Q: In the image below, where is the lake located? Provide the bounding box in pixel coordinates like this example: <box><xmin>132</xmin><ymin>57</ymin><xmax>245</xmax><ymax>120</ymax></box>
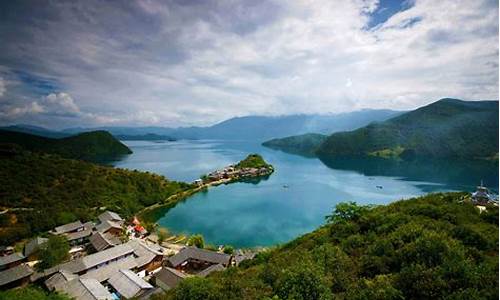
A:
<box><xmin>111</xmin><ymin>140</ymin><xmax>498</xmax><ymax>248</ymax></box>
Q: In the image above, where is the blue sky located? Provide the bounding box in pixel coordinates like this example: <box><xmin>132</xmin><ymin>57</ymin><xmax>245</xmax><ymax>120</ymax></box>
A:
<box><xmin>0</xmin><ymin>0</ymin><xmax>498</xmax><ymax>129</ymax></box>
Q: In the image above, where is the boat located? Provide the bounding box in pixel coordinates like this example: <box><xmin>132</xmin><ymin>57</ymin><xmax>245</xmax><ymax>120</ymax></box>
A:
<box><xmin>376</xmin><ymin>185</ymin><xmax>383</xmax><ymax>189</ymax></box>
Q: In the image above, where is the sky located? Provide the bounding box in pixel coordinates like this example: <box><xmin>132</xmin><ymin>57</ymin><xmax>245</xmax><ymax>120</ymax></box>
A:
<box><xmin>0</xmin><ymin>0</ymin><xmax>498</xmax><ymax>129</ymax></box>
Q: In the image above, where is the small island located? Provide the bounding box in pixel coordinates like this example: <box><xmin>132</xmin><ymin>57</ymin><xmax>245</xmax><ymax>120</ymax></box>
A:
<box><xmin>197</xmin><ymin>154</ymin><xmax>274</xmax><ymax>186</ymax></box>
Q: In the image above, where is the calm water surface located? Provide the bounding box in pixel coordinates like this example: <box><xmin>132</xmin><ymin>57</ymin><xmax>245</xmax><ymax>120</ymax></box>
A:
<box><xmin>111</xmin><ymin>140</ymin><xmax>498</xmax><ymax>248</ymax></box>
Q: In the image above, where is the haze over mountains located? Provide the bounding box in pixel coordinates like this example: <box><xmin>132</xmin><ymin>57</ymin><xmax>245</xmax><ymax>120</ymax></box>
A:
<box><xmin>264</xmin><ymin>99</ymin><xmax>499</xmax><ymax>160</ymax></box>
<box><xmin>2</xmin><ymin>109</ymin><xmax>401</xmax><ymax>142</ymax></box>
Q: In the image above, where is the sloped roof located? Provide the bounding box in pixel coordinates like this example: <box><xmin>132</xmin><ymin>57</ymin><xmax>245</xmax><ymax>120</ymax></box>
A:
<box><xmin>24</xmin><ymin>237</ymin><xmax>49</xmax><ymax>257</ymax></box>
<box><xmin>58</xmin><ymin>278</ymin><xmax>113</xmax><ymax>300</ymax></box>
<box><xmin>96</xmin><ymin>220</ymin><xmax>122</xmax><ymax>233</ymax></box>
<box><xmin>80</xmin><ymin>256</ymin><xmax>137</xmax><ymax>282</ymax></box>
<box><xmin>127</xmin><ymin>239</ymin><xmax>164</xmax><ymax>268</ymax></box>
<box><xmin>98</xmin><ymin>211</ymin><xmax>123</xmax><ymax>224</ymax></box>
<box><xmin>167</xmin><ymin>247</ymin><xmax>231</xmax><ymax>267</ymax></box>
<box><xmin>108</xmin><ymin>269</ymin><xmax>153</xmax><ymax>299</ymax></box>
<box><xmin>89</xmin><ymin>232</ymin><xmax>121</xmax><ymax>252</ymax></box>
<box><xmin>0</xmin><ymin>264</ymin><xmax>33</xmax><ymax>287</ymax></box>
<box><xmin>45</xmin><ymin>270</ymin><xmax>78</xmax><ymax>291</ymax></box>
<box><xmin>65</xmin><ymin>228</ymin><xmax>93</xmax><ymax>241</ymax></box>
<box><xmin>154</xmin><ymin>267</ymin><xmax>189</xmax><ymax>290</ymax></box>
<box><xmin>197</xmin><ymin>263</ymin><xmax>225</xmax><ymax>277</ymax></box>
<box><xmin>54</xmin><ymin>220</ymin><xmax>83</xmax><ymax>234</ymax></box>
<box><xmin>0</xmin><ymin>252</ymin><xmax>25</xmax><ymax>267</ymax></box>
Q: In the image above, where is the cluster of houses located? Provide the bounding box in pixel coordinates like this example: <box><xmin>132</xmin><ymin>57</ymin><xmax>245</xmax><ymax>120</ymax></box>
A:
<box><xmin>471</xmin><ymin>182</ymin><xmax>498</xmax><ymax>212</ymax></box>
<box><xmin>0</xmin><ymin>210</ymin><xmax>255</xmax><ymax>299</ymax></box>
<box><xmin>194</xmin><ymin>165</ymin><xmax>273</xmax><ymax>186</ymax></box>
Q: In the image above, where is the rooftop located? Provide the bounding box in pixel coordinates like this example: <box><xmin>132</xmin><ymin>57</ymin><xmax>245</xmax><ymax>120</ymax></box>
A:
<box><xmin>0</xmin><ymin>252</ymin><xmax>25</xmax><ymax>267</ymax></box>
<box><xmin>24</xmin><ymin>237</ymin><xmax>49</xmax><ymax>257</ymax></box>
<box><xmin>0</xmin><ymin>264</ymin><xmax>34</xmax><ymax>287</ymax></box>
<box><xmin>54</xmin><ymin>220</ymin><xmax>84</xmax><ymax>234</ymax></box>
<box><xmin>108</xmin><ymin>269</ymin><xmax>153</xmax><ymax>299</ymax></box>
<box><xmin>98</xmin><ymin>211</ymin><xmax>123</xmax><ymax>224</ymax></box>
<box><xmin>155</xmin><ymin>267</ymin><xmax>189</xmax><ymax>290</ymax></box>
<box><xmin>58</xmin><ymin>278</ymin><xmax>113</xmax><ymax>300</ymax></box>
<box><xmin>167</xmin><ymin>247</ymin><xmax>231</xmax><ymax>268</ymax></box>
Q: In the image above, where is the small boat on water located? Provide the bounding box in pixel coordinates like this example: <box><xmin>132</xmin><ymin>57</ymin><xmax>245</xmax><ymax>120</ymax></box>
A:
<box><xmin>283</xmin><ymin>184</ymin><xmax>289</xmax><ymax>188</ymax></box>
<box><xmin>472</xmin><ymin>181</ymin><xmax>498</xmax><ymax>206</ymax></box>
<box><xmin>376</xmin><ymin>185</ymin><xmax>383</xmax><ymax>189</ymax></box>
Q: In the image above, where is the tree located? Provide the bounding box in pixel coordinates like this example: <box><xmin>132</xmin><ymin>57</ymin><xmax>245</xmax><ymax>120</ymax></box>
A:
<box><xmin>223</xmin><ymin>245</ymin><xmax>234</xmax><ymax>255</ymax></box>
<box><xmin>172</xmin><ymin>277</ymin><xmax>220</xmax><ymax>300</ymax></box>
<box><xmin>37</xmin><ymin>235</ymin><xmax>70</xmax><ymax>270</ymax></box>
<box><xmin>0</xmin><ymin>286</ymin><xmax>71</xmax><ymax>300</ymax></box>
<box><xmin>187</xmin><ymin>234</ymin><xmax>204</xmax><ymax>248</ymax></box>
<box><xmin>325</xmin><ymin>201</ymin><xmax>369</xmax><ymax>224</ymax></box>
<box><xmin>157</xmin><ymin>228</ymin><xmax>169</xmax><ymax>245</ymax></box>
<box><xmin>275</xmin><ymin>265</ymin><xmax>332</xmax><ymax>300</ymax></box>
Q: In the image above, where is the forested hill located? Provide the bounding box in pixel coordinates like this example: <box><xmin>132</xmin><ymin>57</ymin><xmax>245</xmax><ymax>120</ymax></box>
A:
<box><xmin>263</xmin><ymin>99</ymin><xmax>499</xmax><ymax>160</ymax></box>
<box><xmin>0</xmin><ymin>147</ymin><xmax>191</xmax><ymax>245</ymax></box>
<box><xmin>159</xmin><ymin>192</ymin><xmax>498</xmax><ymax>300</ymax></box>
<box><xmin>0</xmin><ymin>129</ymin><xmax>132</xmax><ymax>160</ymax></box>
<box><xmin>262</xmin><ymin>133</ymin><xmax>327</xmax><ymax>155</ymax></box>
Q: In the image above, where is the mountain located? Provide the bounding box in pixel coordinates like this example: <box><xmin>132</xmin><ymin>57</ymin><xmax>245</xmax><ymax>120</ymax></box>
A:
<box><xmin>0</xmin><ymin>124</ymin><xmax>71</xmax><ymax>138</ymax></box>
<box><xmin>262</xmin><ymin>133</ymin><xmax>327</xmax><ymax>156</ymax></box>
<box><xmin>61</xmin><ymin>109</ymin><xmax>402</xmax><ymax>141</ymax></box>
<box><xmin>114</xmin><ymin>133</ymin><xmax>177</xmax><ymax>141</ymax></box>
<box><xmin>0</xmin><ymin>129</ymin><xmax>132</xmax><ymax>160</ymax></box>
<box><xmin>264</xmin><ymin>99</ymin><xmax>499</xmax><ymax>160</ymax></box>
<box><xmin>0</xmin><ymin>147</ymin><xmax>189</xmax><ymax>245</ymax></box>
<box><xmin>157</xmin><ymin>192</ymin><xmax>498</xmax><ymax>299</ymax></box>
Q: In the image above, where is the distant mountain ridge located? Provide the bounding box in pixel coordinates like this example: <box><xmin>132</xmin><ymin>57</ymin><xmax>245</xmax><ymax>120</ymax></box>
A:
<box><xmin>9</xmin><ymin>109</ymin><xmax>400</xmax><ymax>142</ymax></box>
<box><xmin>0</xmin><ymin>129</ymin><xmax>132</xmax><ymax>160</ymax></box>
<box><xmin>264</xmin><ymin>99</ymin><xmax>499</xmax><ymax>160</ymax></box>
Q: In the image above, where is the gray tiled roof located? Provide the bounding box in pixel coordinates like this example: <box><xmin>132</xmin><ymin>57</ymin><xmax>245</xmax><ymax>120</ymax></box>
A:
<box><xmin>197</xmin><ymin>263</ymin><xmax>225</xmax><ymax>277</ymax></box>
<box><xmin>0</xmin><ymin>264</ymin><xmax>33</xmax><ymax>287</ymax></box>
<box><xmin>167</xmin><ymin>247</ymin><xmax>231</xmax><ymax>268</ymax></box>
<box><xmin>96</xmin><ymin>220</ymin><xmax>122</xmax><ymax>233</ymax></box>
<box><xmin>127</xmin><ymin>240</ymin><xmax>164</xmax><ymax>268</ymax></box>
<box><xmin>54</xmin><ymin>220</ymin><xmax>83</xmax><ymax>234</ymax></box>
<box><xmin>58</xmin><ymin>278</ymin><xmax>113</xmax><ymax>300</ymax></box>
<box><xmin>98</xmin><ymin>211</ymin><xmax>123</xmax><ymax>224</ymax></box>
<box><xmin>65</xmin><ymin>228</ymin><xmax>93</xmax><ymax>241</ymax></box>
<box><xmin>154</xmin><ymin>267</ymin><xmax>188</xmax><ymax>290</ymax></box>
<box><xmin>89</xmin><ymin>232</ymin><xmax>121</xmax><ymax>252</ymax></box>
<box><xmin>108</xmin><ymin>269</ymin><xmax>153</xmax><ymax>299</ymax></box>
<box><xmin>24</xmin><ymin>237</ymin><xmax>49</xmax><ymax>257</ymax></box>
<box><xmin>45</xmin><ymin>270</ymin><xmax>78</xmax><ymax>291</ymax></box>
<box><xmin>0</xmin><ymin>252</ymin><xmax>25</xmax><ymax>267</ymax></box>
<box><xmin>80</xmin><ymin>256</ymin><xmax>137</xmax><ymax>282</ymax></box>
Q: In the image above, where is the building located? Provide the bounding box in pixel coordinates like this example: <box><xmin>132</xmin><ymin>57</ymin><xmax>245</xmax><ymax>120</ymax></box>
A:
<box><xmin>108</xmin><ymin>269</ymin><xmax>154</xmax><ymax>299</ymax></box>
<box><xmin>98</xmin><ymin>211</ymin><xmax>124</xmax><ymax>225</ymax></box>
<box><xmin>0</xmin><ymin>264</ymin><xmax>34</xmax><ymax>289</ymax></box>
<box><xmin>96</xmin><ymin>220</ymin><xmax>123</xmax><ymax>236</ymax></box>
<box><xmin>89</xmin><ymin>232</ymin><xmax>122</xmax><ymax>252</ymax></box>
<box><xmin>472</xmin><ymin>182</ymin><xmax>498</xmax><ymax>206</ymax></box>
<box><xmin>65</xmin><ymin>222</ymin><xmax>94</xmax><ymax>246</ymax></box>
<box><xmin>53</xmin><ymin>220</ymin><xmax>85</xmax><ymax>235</ymax></box>
<box><xmin>57</xmin><ymin>278</ymin><xmax>114</xmax><ymax>300</ymax></box>
<box><xmin>0</xmin><ymin>252</ymin><xmax>25</xmax><ymax>271</ymax></box>
<box><xmin>24</xmin><ymin>237</ymin><xmax>48</xmax><ymax>258</ymax></box>
<box><xmin>154</xmin><ymin>267</ymin><xmax>189</xmax><ymax>291</ymax></box>
<box><xmin>167</xmin><ymin>247</ymin><xmax>231</xmax><ymax>270</ymax></box>
<box><xmin>128</xmin><ymin>240</ymin><xmax>165</xmax><ymax>276</ymax></box>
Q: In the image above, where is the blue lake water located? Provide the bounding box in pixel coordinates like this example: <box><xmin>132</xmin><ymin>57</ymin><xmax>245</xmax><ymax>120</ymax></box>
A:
<box><xmin>111</xmin><ymin>140</ymin><xmax>498</xmax><ymax>248</ymax></box>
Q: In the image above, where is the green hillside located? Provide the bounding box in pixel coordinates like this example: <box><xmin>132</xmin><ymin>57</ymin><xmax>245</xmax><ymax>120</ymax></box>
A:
<box><xmin>157</xmin><ymin>192</ymin><xmax>498</xmax><ymax>300</ymax></box>
<box><xmin>0</xmin><ymin>129</ymin><xmax>132</xmax><ymax>161</ymax></box>
<box><xmin>235</xmin><ymin>154</ymin><xmax>273</xmax><ymax>169</ymax></box>
<box><xmin>262</xmin><ymin>133</ymin><xmax>327</xmax><ymax>156</ymax></box>
<box><xmin>263</xmin><ymin>99</ymin><xmax>498</xmax><ymax>160</ymax></box>
<box><xmin>318</xmin><ymin>99</ymin><xmax>498</xmax><ymax>159</ymax></box>
<box><xmin>0</xmin><ymin>146</ymin><xmax>191</xmax><ymax>245</ymax></box>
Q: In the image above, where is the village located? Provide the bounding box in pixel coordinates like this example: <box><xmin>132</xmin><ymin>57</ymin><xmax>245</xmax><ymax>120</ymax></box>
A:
<box><xmin>194</xmin><ymin>162</ymin><xmax>274</xmax><ymax>187</ymax></box>
<box><xmin>0</xmin><ymin>210</ymin><xmax>257</xmax><ymax>299</ymax></box>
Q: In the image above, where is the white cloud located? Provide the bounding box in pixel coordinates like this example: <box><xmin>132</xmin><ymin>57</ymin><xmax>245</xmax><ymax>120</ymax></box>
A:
<box><xmin>0</xmin><ymin>77</ymin><xmax>5</xmax><ymax>98</ymax></box>
<box><xmin>0</xmin><ymin>0</ymin><xmax>497</xmax><ymax>128</ymax></box>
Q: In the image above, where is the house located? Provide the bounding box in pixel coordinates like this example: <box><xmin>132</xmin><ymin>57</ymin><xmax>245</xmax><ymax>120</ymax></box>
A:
<box><xmin>57</xmin><ymin>278</ymin><xmax>114</xmax><ymax>300</ymax></box>
<box><xmin>45</xmin><ymin>270</ymin><xmax>78</xmax><ymax>291</ymax></box>
<box><xmin>89</xmin><ymin>232</ymin><xmax>122</xmax><ymax>252</ymax></box>
<box><xmin>197</xmin><ymin>263</ymin><xmax>225</xmax><ymax>277</ymax></box>
<box><xmin>108</xmin><ymin>269</ymin><xmax>154</xmax><ymax>299</ymax></box>
<box><xmin>167</xmin><ymin>247</ymin><xmax>231</xmax><ymax>270</ymax></box>
<box><xmin>154</xmin><ymin>267</ymin><xmax>189</xmax><ymax>291</ymax></box>
<box><xmin>96</xmin><ymin>220</ymin><xmax>123</xmax><ymax>236</ymax></box>
<box><xmin>0</xmin><ymin>246</ymin><xmax>14</xmax><ymax>256</ymax></box>
<box><xmin>0</xmin><ymin>264</ymin><xmax>34</xmax><ymax>289</ymax></box>
<box><xmin>193</xmin><ymin>179</ymin><xmax>203</xmax><ymax>186</ymax></box>
<box><xmin>128</xmin><ymin>239</ymin><xmax>165</xmax><ymax>275</ymax></box>
<box><xmin>0</xmin><ymin>252</ymin><xmax>25</xmax><ymax>271</ymax></box>
<box><xmin>65</xmin><ymin>222</ymin><xmax>94</xmax><ymax>246</ymax></box>
<box><xmin>53</xmin><ymin>220</ymin><xmax>85</xmax><ymax>235</ymax></box>
<box><xmin>24</xmin><ymin>237</ymin><xmax>48</xmax><ymax>258</ymax></box>
<box><xmin>98</xmin><ymin>211</ymin><xmax>123</xmax><ymax>225</ymax></box>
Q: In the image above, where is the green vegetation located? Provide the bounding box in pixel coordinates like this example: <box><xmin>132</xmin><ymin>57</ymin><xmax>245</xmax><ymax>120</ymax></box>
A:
<box><xmin>158</xmin><ymin>192</ymin><xmax>498</xmax><ymax>299</ymax></box>
<box><xmin>0</xmin><ymin>129</ymin><xmax>132</xmax><ymax>161</ymax></box>
<box><xmin>262</xmin><ymin>133</ymin><xmax>327</xmax><ymax>155</ymax></box>
<box><xmin>263</xmin><ymin>99</ymin><xmax>499</xmax><ymax>160</ymax></box>
<box><xmin>157</xmin><ymin>228</ymin><xmax>169</xmax><ymax>244</ymax></box>
<box><xmin>0</xmin><ymin>147</ymin><xmax>192</xmax><ymax>245</ymax></box>
<box><xmin>235</xmin><ymin>154</ymin><xmax>273</xmax><ymax>169</ymax></box>
<box><xmin>0</xmin><ymin>286</ymin><xmax>70</xmax><ymax>300</ymax></box>
<box><xmin>37</xmin><ymin>235</ymin><xmax>70</xmax><ymax>270</ymax></box>
<box><xmin>223</xmin><ymin>245</ymin><xmax>234</xmax><ymax>255</ymax></box>
<box><xmin>187</xmin><ymin>234</ymin><xmax>205</xmax><ymax>248</ymax></box>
